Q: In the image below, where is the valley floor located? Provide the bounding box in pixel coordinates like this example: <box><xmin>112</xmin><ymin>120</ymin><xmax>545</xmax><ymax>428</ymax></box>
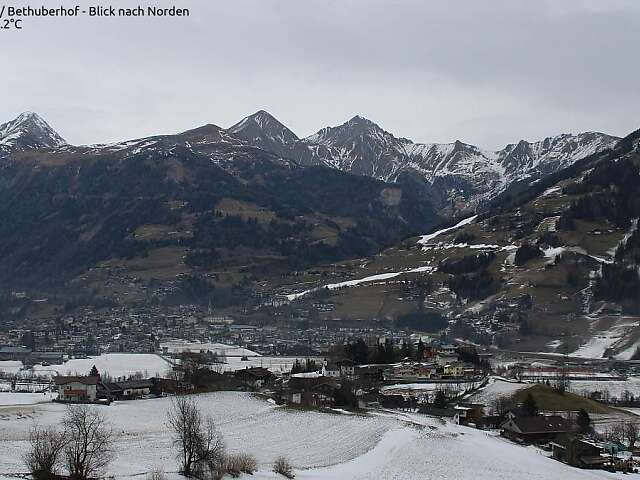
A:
<box><xmin>0</xmin><ymin>392</ymin><xmax>636</xmax><ymax>480</ymax></box>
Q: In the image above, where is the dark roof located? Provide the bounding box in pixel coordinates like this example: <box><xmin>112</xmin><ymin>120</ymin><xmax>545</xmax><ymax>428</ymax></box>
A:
<box><xmin>235</xmin><ymin>367</ymin><xmax>274</xmax><ymax>379</ymax></box>
<box><xmin>505</xmin><ymin>407</ymin><xmax>528</xmax><ymax>417</ymax></box>
<box><xmin>312</xmin><ymin>382</ymin><xmax>338</xmax><ymax>392</ymax></box>
<box><xmin>30</xmin><ymin>351</ymin><xmax>63</xmax><ymax>358</ymax></box>
<box><xmin>117</xmin><ymin>379</ymin><xmax>153</xmax><ymax>389</ymax></box>
<box><xmin>54</xmin><ymin>375</ymin><xmax>99</xmax><ymax>386</ymax></box>
<box><xmin>101</xmin><ymin>382</ymin><xmax>123</xmax><ymax>392</ymax></box>
<box><xmin>0</xmin><ymin>346</ymin><xmax>31</xmax><ymax>353</ymax></box>
<box><xmin>511</xmin><ymin>415</ymin><xmax>574</xmax><ymax>434</ymax></box>
<box><xmin>421</xmin><ymin>407</ymin><xmax>456</xmax><ymax>417</ymax></box>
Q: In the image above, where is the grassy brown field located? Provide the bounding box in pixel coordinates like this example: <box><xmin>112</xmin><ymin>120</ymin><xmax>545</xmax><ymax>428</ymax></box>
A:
<box><xmin>514</xmin><ymin>384</ymin><xmax>613</xmax><ymax>414</ymax></box>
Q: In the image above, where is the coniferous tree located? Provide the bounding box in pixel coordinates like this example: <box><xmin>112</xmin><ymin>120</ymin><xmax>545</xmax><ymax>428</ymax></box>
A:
<box><xmin>433</xmin><ymin>390</ymin><xmax>447</xmax><ymax>409</ymax></box>
<box><xmin>417</xmin><ymin>339</ymin><xmax>425</xmax><ymax>361</ymax></box>
<box><xmin>577</xmin><ymin>408</ymin><xmax>591</xmax><ymax>434</ymax></box>
<box><xmin>522</xmin><ymin>393</ymin><xmax>538</xmax><ymax>416</ymax></box>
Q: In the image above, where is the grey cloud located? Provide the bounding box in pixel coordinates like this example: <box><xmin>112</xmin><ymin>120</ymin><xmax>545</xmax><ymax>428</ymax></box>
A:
<box><xmin>3</xmin><ymin>0</ymin><xmax>639</xmax><ymax>149</ymax></box>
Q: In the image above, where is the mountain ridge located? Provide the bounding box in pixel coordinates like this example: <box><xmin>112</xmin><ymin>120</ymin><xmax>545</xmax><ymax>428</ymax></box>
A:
<box><xmin>0</xmin><ymin>110</ymin><xmax>620</xmax><ymax>217</ymax></box>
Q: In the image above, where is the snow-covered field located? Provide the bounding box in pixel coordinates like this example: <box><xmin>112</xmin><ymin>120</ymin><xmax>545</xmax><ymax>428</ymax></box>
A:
<box><xmin>159</xmin><ymin>341</ymin><xmax>317</xmax><ymax>374</ymax></box>
<box><xmin>569</xmin><ymin>377</ymin><xmax>640</xmax><ymax>399</ymax></box>
<box><xmin>0</xmin><ymin>392</ymin><xmax>57</xmax><ymax>406</ymax></box>
<box><xmin>2</xmin><ymin>354</ymin><xmax>173</xmax><ymax>379</ymax></box>
<box><xmin>2</xmin><ymin>350</ymin><xmax>316</xmax><ymax>378</ymax></box>
<box><xmin>0</xmin><ymin>392</ymin><xmax>631</xmax><ymax>480</ymax></box>
<box><xmin>1</xmin><ymin>392</ymin><xmax>394</xmax><ymax>476</ymax></box>
<box><xmin>27</xmin><ymin>353</ymin><xmax>173</xmax><ymax>379</ymax></box>
<box><xmin>468</xmin><ymin>378</ymin><xmax>531</xmax><ymax>408</ymax></box>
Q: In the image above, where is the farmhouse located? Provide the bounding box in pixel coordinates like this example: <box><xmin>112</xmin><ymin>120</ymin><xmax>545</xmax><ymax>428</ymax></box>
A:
<box><xmin>501</xmin><ymin>414</ymin><xmax>574</xmax><ymax>443</ymax></box>
<box><xmin>100</xmin><ymin>382</ymin><xmax>124</xmax><ymax>400</ymax></box>
<box><xmin>54</xmin><ymin>375</ymin><xmax>99</xmax><ymax>403</ymax></box>
<box><xmin>338</xmin><ymin>359</ymin><xmax>356</xmax><ymax>379</ymax></box>
<box><xmin>234</xmin><ymin>367</ymin><xmax>276</xmax><ymax>389</ymax></box>
<box><xmin>453</xmin><ymin>403</ymin><xmax>484</xmax><ymax>426</ymax></box>
<box><xmin>551</xmin><ymin>437</ymin><xmax>608</xmax><ymax>469</ymax></box>
<box><xmin>117</xmin><ymin>379</ymin><xmax>153</xmax><ymax>399</ymax></box>
<box><xmin>322</xmin><ymin>361</ymin><xmax>341</xmax><ymax>378</ymax></box>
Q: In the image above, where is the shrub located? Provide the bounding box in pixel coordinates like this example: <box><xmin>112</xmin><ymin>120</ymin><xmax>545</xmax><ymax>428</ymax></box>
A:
<box><xmin>453</xmin><ymin>231</ymin><xmax>475</xmax><ymax>244</ymax></box>
<box><xmin>514</xmin><ymin>242</ymin><xmax>543</xmax><ymax>265</ymax></box>
<box><xmin>446</xmin><ymin>270</ymin><xmax>499</xmax><ymax>301</ymax></box>
<box><xmin>438</xmin><ymin>252</ymin><xmax>495</xmax><ymax>274</ymax></box>
<box><xmin>224</xmin><ymin>453</ymin><xmax>257</xmax><ymax>477</ymax></box>
<box><xmin>273</xmin><ymin>456</ymin><xmax>295</xmax><ymax>479</ymax></box>
<box><xmin>147</xmin><ymin>467</ymin><xmax>167</xmax><ymax>480</ymax></box>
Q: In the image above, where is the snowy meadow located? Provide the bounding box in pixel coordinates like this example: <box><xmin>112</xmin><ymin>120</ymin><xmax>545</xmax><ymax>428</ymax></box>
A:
<box><xmin>0</xmin><ymin>391</ymin><xmax>634</xmax><ymax>480</ymax></box>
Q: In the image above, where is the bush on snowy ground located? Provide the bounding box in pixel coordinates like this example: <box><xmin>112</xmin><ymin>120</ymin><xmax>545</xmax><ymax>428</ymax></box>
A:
<box><xmin>147</xmin><ymin>467</ymin><xmax>167</xmax><ymax>480</ymax></box>
<box><xmin>223</xmin><ymin>452</ymin><xmax>257</xmax><ymax>477</ymax></box>
<box><xmin>273</xmin><ymin>456</ymin><xmax>295</xmax><ymax>479</ymax></box>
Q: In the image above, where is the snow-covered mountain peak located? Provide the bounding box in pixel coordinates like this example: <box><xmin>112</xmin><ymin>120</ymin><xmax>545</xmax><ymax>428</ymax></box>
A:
<box><xmin>0</xmin><ymin>111</ymin><xmax>67</xmax><ymax>152</ymax></box>
<box><xmin>305</xmin><ymin>115</ymin><xmax>408</xmax><ymax>148</ymax></box>
<box><xmin>345</xmin><ymin>115</ymin><xmax>379</xmax><ymax>128</ymax></box>
<box><xmin>496</xmin><ymin>132</ymin><xmax>619</xmax><ymax>180</ymax></box>
<box><xmin>228</xmin><ymin>110</ymin><xmax>299</xmax><ymax>147</ymax></box>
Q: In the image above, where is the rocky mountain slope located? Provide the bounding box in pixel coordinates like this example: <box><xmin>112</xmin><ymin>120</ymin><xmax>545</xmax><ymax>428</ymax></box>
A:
<box><xmin>0</xmin><ymin>112</ymin><xmax>440</xmax><ymax>293</ymax></box>
<box><xmin>227</xmin><ymin>111</ymin><xmax>619</xmax><ymax>214</ymax></box>
<box><xmin>0</xmin><ymin>110</ymin><xmax>632</xmax><ymax>354</ymax></box>
<box><xmin>281</xmin><ymin>127</ymin><xmax>640</xmax><ymax>358</ymax></box>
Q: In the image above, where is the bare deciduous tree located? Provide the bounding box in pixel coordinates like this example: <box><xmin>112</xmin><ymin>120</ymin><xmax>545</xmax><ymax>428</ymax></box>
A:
<box><xmin>63</xmin><ymin>405</ymin><xmax>114</xmax><ymax>480</ymax></box>
<box><xmin>167</xmin><ymin>397</ymin><xmax>226</xmax><ymax>478</ymax></box>
<box><xmin>623</xmin><ymin>421</ymin><xmax>640</xmax><ymax>449</ymax></box>
<box><xmin>23</xmin><ymin>425</ymin><xmax>66</xmax><ymax>480</ymax></box>
<box><xmin>491</xmin><ymin>395</ymin><xmax>514</xmax><ymax>417</ymax></box>
<box><xmin>602</xmin><ymin>423</ymin><xmax>623</xmax><ymax>443</ymax></box>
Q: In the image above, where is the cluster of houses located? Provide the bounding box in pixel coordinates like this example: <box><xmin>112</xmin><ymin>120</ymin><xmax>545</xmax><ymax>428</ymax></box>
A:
<box><xmin>52</xmin><ymin>365</ymin><xmax>279</xmax><ymax>404</ymax></box>
<box><xmin>383</xmin><ymin>343</ymin><xmax>483</xmax><ymax>382</ymax></box>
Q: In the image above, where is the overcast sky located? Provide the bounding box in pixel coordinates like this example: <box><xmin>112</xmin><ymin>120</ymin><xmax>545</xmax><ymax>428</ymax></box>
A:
<box><xmin>3</xmin><ymin>0</ymin><xmax>639</xmax><ymax>149</ymax></box>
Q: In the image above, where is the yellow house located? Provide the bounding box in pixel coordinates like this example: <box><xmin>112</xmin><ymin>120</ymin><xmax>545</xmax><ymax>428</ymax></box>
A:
<box><xmin>443</xmin><ymin>363</ymin><xmax>465</xmax><ymax>377</ymax></box>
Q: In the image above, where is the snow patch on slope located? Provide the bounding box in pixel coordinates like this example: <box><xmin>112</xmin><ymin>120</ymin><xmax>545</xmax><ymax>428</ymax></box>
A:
<box><xmin>418</xmin><ymin>215</ymin><xmax>478</xmax><ymax>245</ymax></box>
